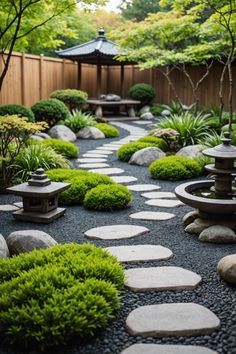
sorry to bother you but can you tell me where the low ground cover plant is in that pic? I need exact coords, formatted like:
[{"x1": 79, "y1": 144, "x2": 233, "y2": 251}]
[
  {"x1": 84, "y1": 184, "x2": 132, "y2": 210},
  {"x1": 117, "y1": 141, "x2": 157, "y2": 162},
  {"x1": 64, "y1": 110, "x2": 96, "y2": 132},
  {"x1": 128, "y1": 83, "x2": 155, "y2": 104},
  {"x1": 0, "y1": 104, "x2": 35, "y2": 122},
  {"x1": 32, "y1": 98, "x2": 70, "y2": 128},
  {"x1": 137, "y1": 136, "x2": 167, "y2": 151},
  {"x1": 42, "y1": 138, "x2": 79, "y2": 158},
  {"x1": 50, "y1": 89, "x2": 88, "y2": 111},
  {"x1": 95, "y1": 123, "x2": 120, "y2": 138},
  {"x1": 0, "y1": 243, "x2": 124, "y2": 348},
  {"x1": 149, "y1": 156, "x2": 201, "y2": 180}
]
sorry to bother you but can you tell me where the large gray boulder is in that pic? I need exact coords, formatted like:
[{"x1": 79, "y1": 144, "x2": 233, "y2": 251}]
[
  {"x1": 129, "y1": 147, "x2": 166, "y2": 166},
  {"x1": 176, "y1": 144, "x2": 205, "y2": 158},
  {"x1": 218, "y1": 254, "x2": 236, "y2": 286},
  {"x1": 140, "y1": 112, "x2": 154, "y2": 120},
  {"x1": 48, "y1": 125, "x2": 76, "y2": 142},
  {"x1": 0, "y1": 234, "x2": 10, "y2": 258},
  {"x1": 199, "y1": 225, "x2": 236, "y2": 244},
  {"x1": 6, "y1": 230, "x2": 57, "y2": 255},
  {"x1": 77, "y1": 126, "x2": 105, "y2": 139}
]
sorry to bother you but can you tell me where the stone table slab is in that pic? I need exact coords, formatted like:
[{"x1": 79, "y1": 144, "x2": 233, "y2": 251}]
[
  {"x1": 85, "y1": 224, "x2": 149, "y2": 240},
  {"x1": 128, "y1": 184, "x2": 161, "y2": 192},
  {"x1": 126, "y1": 303, "x2": 220, "y2": 337},
  {"x1": 145, "y1": 199, "x2": 184, "y2": 208},
  {"x1": 88, "y1": 168, "x2": 125, "y2": 175},
  {"x1": 111, "y1": 176, "x2": 138, "y2": 184},
  {"x1": 125, "y1": 266, "x2": 201, "y2": 291},
  {"x1": 106, "y1": 245, "x2": 173, "y2": 263},
  {"x1": 121, "y1": 344, "x2": 219, "y2": 354},
  {"x1": 142, "y1": 192, "x2": 177, "y2": 199},
  {"x1": 78, "y1": 163, "x2": 110, "y2": 169},
  {"x1": 130, "y1": 211, "x2": 175, "y2": 221}
]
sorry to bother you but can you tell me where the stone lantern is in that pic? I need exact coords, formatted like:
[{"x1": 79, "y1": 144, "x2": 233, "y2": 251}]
[{"x1": 7, "y1": 168, "x2": 70, "y2": 224}]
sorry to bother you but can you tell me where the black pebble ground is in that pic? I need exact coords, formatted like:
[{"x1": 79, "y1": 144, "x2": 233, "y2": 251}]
[{"x1": 0, "y1": 122, "x2": 236, "y2": 354}]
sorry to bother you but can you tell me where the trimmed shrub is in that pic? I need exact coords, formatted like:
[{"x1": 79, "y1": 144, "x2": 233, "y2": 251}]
[
  {"x1": 0, "y1": 104, "x2": 35, "y2": 122},
  {"x1": 137, "y1": 136, "x2": 167, "y2": 151},
  {"x1": 0, "y1": 243, "x2": 124, "y2": 348},
  {"x1": 50, "y1": 89, "x2": 88, "y2": 111},
  {"x1": 31, "y1": 99, "x2": 70, "y2": 128},
  {"x1": 148, "y1": 127, "x2": 181, "y2": 151},
  {"x1": 128, "y1": 83, "x2": 155, "y2": 103},
  {"x1": 149, "y1": 156, "x2": 201, "y2": 181},
  {"x1": 64, "y1": 110, "x2": 96, "y2": 132},
  {"x1": 42, "y1": 138, "x2": 78, "y2": 158},
  {"x1": 84, "y1": 184, "x2": 132, "y2": 211},
  {"x1": 95, "y1": 123, "x2": 120, "y2": 138},
  {"x1": 117, "y1": 142, "x2": 156, "y2": 162}
]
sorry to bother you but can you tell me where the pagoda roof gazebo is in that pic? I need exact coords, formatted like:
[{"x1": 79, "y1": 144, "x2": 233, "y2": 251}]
[{"x1": 56, "y1": 28, "x2": 135, "y2": 99}]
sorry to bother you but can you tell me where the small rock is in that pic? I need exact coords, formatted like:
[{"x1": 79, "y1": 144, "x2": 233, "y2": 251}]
[
  {"x1": 129, "y1": 147, "x2": 166, "y2": 166},
  {"x1": 161, "y1": 109, "x2": 171, "y2": 116},
  {"x1": 77, "y1": 126, "x2": 105, "y2": 139},
  {"x1": 217, "y1": 254, "x2": 236, "y2": 286},
  {"x1": 30, "y1": 135, "x2": 44, "y2": 141},
  {"x1": 176, "y1": 145, "x2": 205, "y2": 158},
  {"x1": 183, "y1": 210, "x2": 200, "y2": 226},
  {"x1": 36, "y1": 132, "x2": 51, "y2": 139},
  {"x1": 0, "y1": 234, "x2": 10, "y2": 258},
  {"x1": 185, "y1": 222, "x2": 204, "y2": 235},
  {"x1": 199, "y1": 225, "x2": 236, "y2": 244},
  {"x1": 140, "y1": 112, "x2": 154, "y2": 120},
  {"x1": 6, "y1": 230, "x2": 57, "y2": 255},
  {"x1": 48, "y1": 125, "x2": 76, "y2": 142},
  {"x1": 139, "y1": 105, "x2": 150, "y2": 115}
]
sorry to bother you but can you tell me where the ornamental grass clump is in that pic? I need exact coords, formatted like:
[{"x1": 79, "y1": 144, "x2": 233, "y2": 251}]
[
  {"x1": 0, "y1": 243, "x2": 124, "y2": 348},
  {"x1": 84, "y1": 184, "x2": 132, "y2": 211},
  {"x1": 149, "y1": 156, "x2": 201, "y2": 181},
  {"x1": 117, "y1": 141, "x2": 156, "y2": 162},
  {"x1": 95, "y1": 123, "x2": 120, "y2": 138},
  {"x1": 42, "y1": 138, "x2": 79, "y2": 158}
]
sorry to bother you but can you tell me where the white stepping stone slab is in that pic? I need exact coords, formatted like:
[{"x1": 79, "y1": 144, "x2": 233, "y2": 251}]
[
  {"x1": 88, "y1": 168, "x2": 124, "y2": 175},
  {"x1": 13, "y1": 202, "x2": 23, "y2": 208},
  {"x1": 145, "y1": 199, "x2": 184, "y2": 208},
  {"x1": 106, "y1": 245, "x2": 173, "y2": 263},
  {"x1": 142, "y1": 191, "x2": 176, "y2": 199},
  {"x1": 125, "y1": 266, "x2": 201, "y2": 291},
  {"x1": 83, "y1": 153, "x2": 110, "y2": 158},
  {"x1": 133, "y1": 120, "x2": 152, "y2": 125},
  {"x1": 130, "y1": 211, "x2": 175, "y2": 221},
  {"x1": 121, "y1": 344, "x2": 219, "y2": 354},
  {"x1": 126, "y1": 303, "x2": 220, "y2": 337},
  {"x1": 97, "y1": 146, "x2": 119, "y2": 151},
  {"x1": 102, "y1": 145, "x2": 120, "y2": 149},
  {"x1": 78, "y1": 163, "x2": 109, "y2": 169},
  {"x1": 94, "y1": 149, "x2": 114, "y2": 155},
  {"x1": 128, "y1": 184, "x2": 160, "y2": 192},
  {"x1": 85, "y1": 224, "x2": 149, "y2": 240},
  {"x1": 77, "y1": 158, "x2": 107, "y2": 163},
  {"x1": 0, "y1": 204, "x2": 19, "y2": 211},
  {"x1": 111, "y1": 176, "x2": 138, "y2": 184}
]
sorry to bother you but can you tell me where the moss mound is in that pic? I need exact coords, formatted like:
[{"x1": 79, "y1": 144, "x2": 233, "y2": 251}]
[
  {"x1": 95, "y1": 123, "x2": 120, "y2": 138},
  {"x1": 149, "y1": 156, "x2": 201, "y2": 180},
  {"x1": 137, "y1": 136, "x2": 167, "y2": 151},
  {"x1": 0, "y1": 244, "x2": 124, "y2": 348},
  {"x1": 42, "y1": 138, "x2": 79, "y2": 158},
  {"x1": 117, "y1": 142, "x2": 157, "y2": 162},
  {"x1": 84, "y1": 184, "x2": 132, "y2": 211}
]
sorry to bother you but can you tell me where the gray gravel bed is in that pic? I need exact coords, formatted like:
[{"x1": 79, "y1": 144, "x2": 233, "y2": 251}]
[{"x1": 0, "y1": 124, "x2": 236, "y2": 354}]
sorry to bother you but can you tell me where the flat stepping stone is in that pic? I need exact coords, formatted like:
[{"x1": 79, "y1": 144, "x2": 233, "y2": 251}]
[
  {"x1": 111, "y1": 176, "x2": 138, "y2": 184},
  {"x1": 78, "y1": 163, "x2": 109, "y2": 169},
  {"x1": 13, "y1": 202, "x2": 23, "y2": 208},
  {"x1": 83, "y1": 153, "x2": 109, "y2": 158},
  {"x1": 145, "y1": 199, "x2": 184, "y2": 208},
  {"x1": 125, "y1": 266, "x2": 201, "y2": 292},
  {"x1": 133, "y1": 120, "x2": 151, "y2": 125},
  {"x1": 121, "y1": 344, "x2": 219, "y2": 354},
  {"x1": 106, "y1": 245, "x2": 173, "y2": 263},
  {"x1": 126, "y1": 303, "x2": 220, "y2": 337},
  {"x1": 0, "y1": 204, "x2": 19, "y2": 211},
  {"x1": 88, "y1": 168, "x2": 124, "y2": 175},
  {"x1": 130, "y1": 211, "x2": 175, "y2": 221},
  {"x1": 85, "y1": 224, "x2": 149, "y2": 240},
  {"x1": 142, "y1": 191, "x2": 176, "y2": 199},
  {"x1": 96, "y1": 147, "x2": 118, "y2": 151},
  {"x1": 77, "y1": 158, "x2": 107, "y2": 163},
  {"x1": 128, "y1": 184, "x2": 160, "y2": 192},
  {"x1": 88, "y1": 149, "x2": 113, "y2": 155}
]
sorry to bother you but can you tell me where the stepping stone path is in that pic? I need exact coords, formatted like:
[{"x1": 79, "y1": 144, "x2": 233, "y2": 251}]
[
  {"x1": 0, "y1": 204, "x2": 19, "y2": 211},
  {"x1": 126, "y1": 303, "x2": 220, "y2": 337},
  {"x1": 145, "y1": 199, "x2": 184, "y2": 208},
  {"x1": 128, "y1": 184, "x2": 160, "y2": 192},
  {"x1": 80, "y1": 121, "x2": 220, "y2": 354},
  {"x1": 106, "y1": 245, "x2": 173, "y2": 263},
  {"x1": 130, "y1": 211, "x2": 175, "y2": 221},
  {"x1": 121, "y1": 344, "x2": 218, "y2": 354},
  {"x1": 85, "y1": 225, "x2": 149, "y2": 240},
  {"x1": 125, "y1": 266, "x2": 201, "y2": 292},
  {"x1": 78, "y1": 163, "x2": 109, "y2": 169}
]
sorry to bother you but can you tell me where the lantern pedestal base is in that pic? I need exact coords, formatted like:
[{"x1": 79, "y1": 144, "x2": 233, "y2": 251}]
[{"x1": 12, "y1": 207, "x2": 66, "y2": 224}]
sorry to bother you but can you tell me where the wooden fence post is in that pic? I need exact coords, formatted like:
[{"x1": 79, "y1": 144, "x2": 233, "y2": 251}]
[
  {"x1": 39, "y1": 54, "x2": 44, "y2": 99},
  {"x1": 21, "y1": 52, "x2": 26, "y2": 105}
]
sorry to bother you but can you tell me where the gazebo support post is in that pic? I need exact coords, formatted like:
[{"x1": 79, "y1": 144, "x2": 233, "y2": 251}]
[
  {"x1": 97, "y1": 63, "x2": 102, "y2": 98},
  {"x1": 77, "y1": 62, "x2": 82, "y2": 89},
  {"x1": 120, "y1": 64, "x2": 125, "y2": 98}
]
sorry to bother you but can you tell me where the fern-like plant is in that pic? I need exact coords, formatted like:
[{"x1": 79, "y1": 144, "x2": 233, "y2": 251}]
[{"x1": 64, "y1": 110, "x2": 96, "y2": 133}]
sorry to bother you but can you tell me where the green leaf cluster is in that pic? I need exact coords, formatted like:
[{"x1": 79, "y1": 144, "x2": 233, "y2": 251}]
[
  {"x1": 50, "y1": 89, "x2": 88, "y2": 111},
  {"x1": 32, "y1": 99, "x2": 70, "y2": 128},
  {"x1": 128, "y1": 83, "x2": 155, "y2": 103},
  {"x1": 42, "y1": 138, "x2": 79, "y2": 158},
  {"x1": 0, "y1": 104, "x2": 35, "y2": 122},
  {"x1": 137, "y1": 136, "x2": 167, "y2": 151},
  {"x1": 95, "y1": 123, "x2": 120, "y2": 138},
  {"x1": 64, "y1": 110, "x2": 96, "y2": 133}
]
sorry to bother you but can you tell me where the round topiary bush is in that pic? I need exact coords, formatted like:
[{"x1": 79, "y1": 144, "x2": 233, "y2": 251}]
[
  {"x1": 149, "y1": 156, "x2": 201, "y2": 181},
  {"x1": 0, "y1": 104, "x2": 35, "y2": 122},
  {"x1": 0, "y1": 243, "x2": 124, "y2": 348},
  {"x1": 42, "y1": 138, "x2": 79, "y2": 158},
  {"x1": 137, "y1": 136, "x2": 167, "y2": 151},
  {"x1": 95, "y1": 123, "x2": 120, "y2": 138},
  {"x1": 84, "y1": 184, "x2": 132, "y2": 211},
  {"x1": 31, "y1": 98, "x2": 70, "y2": 128},
  {"x1": 50, "y1": 89, "x2": 88, "y2": 111},
  {"x1": 128, "y1": 83, "x2": 155, "y2": 103},
  {"x1": 117, "y1": 141, "x2": 157, "y2": 162}
]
